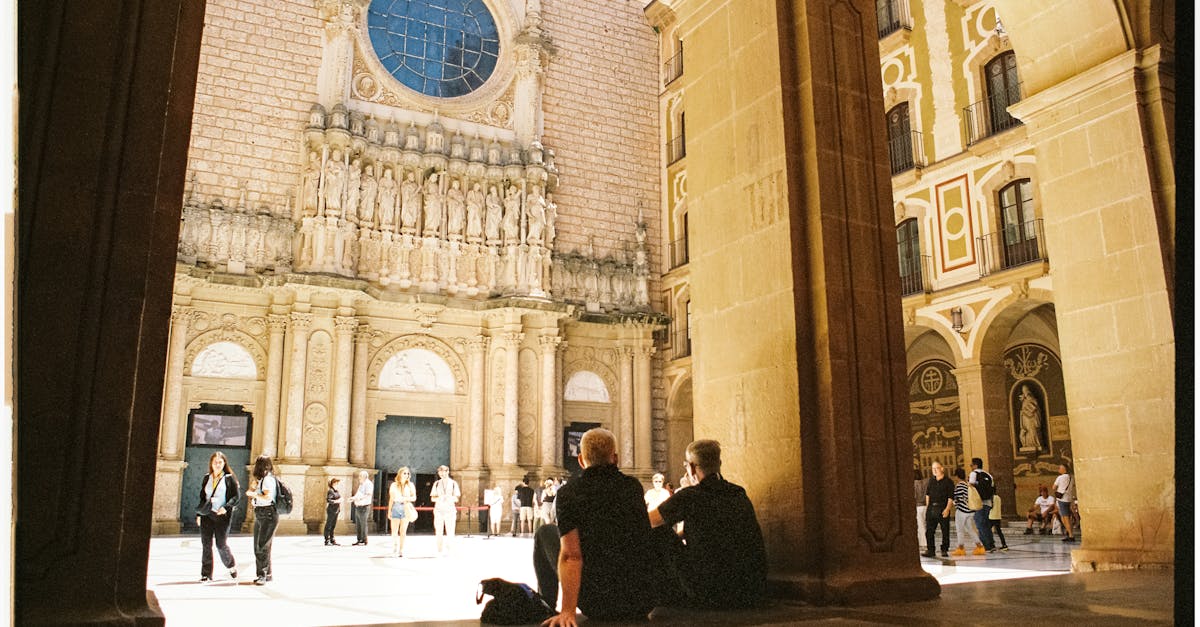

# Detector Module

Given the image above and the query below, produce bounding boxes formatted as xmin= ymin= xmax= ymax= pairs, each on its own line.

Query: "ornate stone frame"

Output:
xmin=183 ymin=329 xmax=267 ymax=379
xmin=367 ymin=333 xmax=468 ymax=393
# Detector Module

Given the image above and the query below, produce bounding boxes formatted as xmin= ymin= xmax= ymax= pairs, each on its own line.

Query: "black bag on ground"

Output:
xmin=476 ymin=578 xmax=554 ymax=625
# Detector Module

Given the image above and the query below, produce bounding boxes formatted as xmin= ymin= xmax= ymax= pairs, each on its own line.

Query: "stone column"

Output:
xmin=331 ymin=316 xmax=356 ymax=462
xmin=618 ymin=345 xmax=634 ymax=468
xmin=262 ymin=314 xmax=288 ymax=457
xmin=350 ymin=324 xmax=371 ymax=465
xmin=952 ymin=362 xmax=1015 ymax=515
xmin=283 ymin=312 xmax=312 ymax=460
xmin=467 ymin=335 xmax=490 ymax=468
xmin=501 ymin=332 xmax=524 ymax=465
xmin=1007 ymin=47 xmax=1175 ymax=570
xmin=158 ymin=305 xmax=192 ymax=460
xmin=539 ymin=334 xmax=562 ymax=468
xmin=634 ymin=342 xmax=655 ymax=471
xmin=512 ymin=2 xmax=554 ymax=146
xmin=674 ymin=0 xmax=936 ymax=603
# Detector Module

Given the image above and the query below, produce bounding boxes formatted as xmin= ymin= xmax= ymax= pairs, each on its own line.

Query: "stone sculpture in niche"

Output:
xmin=466 ymin=182 xmax=484 ymax=241
xmin=345 ymin=159 xmax=361 ymax=223
xmin=502 ymin=184 xmax=521 ymax=243
xmin=377 ymin=167 xmax=398 ymax=230
xmin=1017 ymin=383 xmax=1045 ymax=452
xmin=358 ymin=163 xmax=377 ymax=227
xmin=302 ymin=151 xmax=321 ymax=217
xmin=484 ymin=185 xmax=502 ymax=243
xmin=526 ymin=184 xmax=546 ymax=246
xmin=446 ymin=178 xmax=466 ymax=238
xmin=423 ymin=172 xmax=444 ymax=235
xmin=323 ymin=149 xmax=346 ymax=215
xmin=400 ymin=170 xmax=420 ymax=232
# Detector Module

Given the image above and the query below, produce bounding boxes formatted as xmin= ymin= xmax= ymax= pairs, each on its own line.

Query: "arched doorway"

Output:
xmin=374 ymin=415 xmax=451 ymax=533
xmin=178 ymin=403 xmax=253 ymax=533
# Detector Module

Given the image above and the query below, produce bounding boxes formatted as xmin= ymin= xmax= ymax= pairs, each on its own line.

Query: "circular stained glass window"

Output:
xmin=368 ymin=0 xmax=501 ymax=99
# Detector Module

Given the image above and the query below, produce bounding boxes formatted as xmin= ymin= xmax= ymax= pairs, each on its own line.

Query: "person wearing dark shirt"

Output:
xmin=923 ymin=461 xmax=955 ymax=557
xmin=534 ymin=428 xmax=657 ymax=627
xmin=516 ymin=480 xmax=535 ymax=535
xmin=649 ymin=439 xmax=766 ymax=609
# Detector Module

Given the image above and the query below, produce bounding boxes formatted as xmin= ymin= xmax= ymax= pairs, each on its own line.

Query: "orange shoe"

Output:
xmin=950 ymin=546 xmax=966 ymax=556
xmin=972 ymin=545 xmax=987 ymax=556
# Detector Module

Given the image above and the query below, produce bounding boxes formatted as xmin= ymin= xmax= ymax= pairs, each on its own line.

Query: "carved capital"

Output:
xmin=538 ymin=335 xmax=562 ymax=353
xmin=268 ymin=314 xmax=290 ymax=334
xmin=636 ymin=344 xmax=656 ymax=358
xmin=354 ymin=323 xmax=373 ymax=343
xmin=500 ymin=332 xmax=524 ymax=347
xmin=466 ymin=335 xmax=491 ymax=354
xmin=170 ymin=305 xmax=193 ymax=326
xmin=289 ymin=312 xmax=313 ymax=331
xmin=335 ymin=316 xmax=358 ymax=334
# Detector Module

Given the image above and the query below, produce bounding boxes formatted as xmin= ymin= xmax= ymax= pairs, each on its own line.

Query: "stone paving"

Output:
xmin=142 ymin=525 xmax=1178 ymax=626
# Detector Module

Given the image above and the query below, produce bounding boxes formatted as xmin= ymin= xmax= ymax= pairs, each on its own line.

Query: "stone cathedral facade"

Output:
xmin=152 ymin=0 xmax=666 ymax=534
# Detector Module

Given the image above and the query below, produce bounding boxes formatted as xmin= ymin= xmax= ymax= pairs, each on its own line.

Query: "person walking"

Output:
xmin=323 ymin=477 xmax=343 ymax=546
xmin=431 ymin=464 xmax=460 ymax=554
xmin=969 ymin=458 xmax=996 ymax=552
xmin=1053 ymin=464 xmax=1078 ymax=542
xmin=351 ymin=470 xmax=373 ymax=546
xmin=516 ymin=479 xmax=535 ymax=535
xmin=988 ymin=492 xmax=1009 ymax=551
xmin=913 ymin=468 xmax=929 ymax=554
xmin=387 ymin=467 xmax=416 ymax=557
xmin=245 ymin=454 xmax=279 ymax=585
xmin=923 ymin=461 xmax=954 ymax=558
xmin=950 ymin=467 xmax=985 ymax=557
xmin=196 ymin=451 xmax=240 ymax=582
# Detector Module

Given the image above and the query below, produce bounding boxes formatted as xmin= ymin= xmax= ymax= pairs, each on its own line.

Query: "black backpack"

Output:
xmin=274 ymin=476 xmax=294 ymax=514
xmin=477 ymin=578 xmax=554 ymax=625
xmin=975 ymin=471 xmax=994 ymax=501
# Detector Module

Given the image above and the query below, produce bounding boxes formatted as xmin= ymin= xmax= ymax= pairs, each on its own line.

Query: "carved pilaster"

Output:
xmin=159 ymin=305 xmax=193 ymax=460
xmin=538 ymin=334 xmax=562 ymax=468
xmin=617 ymin=345 xmax=635 ymax=468
xmin=261 ymin=314 xmax=289 ymax=456
xmin=314 ymin=0 xmax=369 ymax=109
xmin=501 ymin=332 xmax=524 ymax=466
xmin=350 ymin=324 xmax=372 ymax=465
xmin=331 ymin=316 xmax=357 ymax=462
xmin=634 ymin=343 xmax=655 ymax=470
xmin=283 ymin=312 xmax=313 ymax=460
xmin=467 ymin=335 xmax=490 ymax=469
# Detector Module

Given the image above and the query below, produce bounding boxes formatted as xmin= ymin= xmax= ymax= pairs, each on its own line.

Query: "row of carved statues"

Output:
xmin=301 ymin=150 xmax=557 ymax=249
xmin=176 ymin=192 xmax=651 ymax=312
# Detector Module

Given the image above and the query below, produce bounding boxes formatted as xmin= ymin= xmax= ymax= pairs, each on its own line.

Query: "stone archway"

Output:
xmin=664 ymin=376 xmax=694 ymax=480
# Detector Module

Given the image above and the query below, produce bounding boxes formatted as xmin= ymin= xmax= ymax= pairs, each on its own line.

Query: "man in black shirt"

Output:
xmin=923 ymin=461 xmax=955 ymax=557
xmin=649 ymin=439 xmax=767 ymax=609
xmin=534 ymin=428 xmax=657 ymax=626
xmin=516 ymin=480 xmax=535 ymax=535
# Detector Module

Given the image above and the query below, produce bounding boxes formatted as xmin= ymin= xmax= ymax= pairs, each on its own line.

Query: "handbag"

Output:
xmin=476 ymin=578 xmax=554 ymax=625
xmin=966 ymin=484 xmax=982 ymax=511
xmin=404 ymin=502 xmax=418 ymax=523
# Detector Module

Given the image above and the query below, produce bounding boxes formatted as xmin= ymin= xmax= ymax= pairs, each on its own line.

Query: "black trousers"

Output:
xmin=324 ymin=506 xmax=339 ymax=540
xmin=532 ymin=524 xmax=561 ymax=608
xmin=199 ymin=512 xmax=236 ymax=577
xmin=252 ymin=505 xmax=278 ymax=578
xmin=925 ymin=507 xmax=951 ymax=552
xmin=989 ymin=519 xmax=1008 ymax=548
xmin=353 ymin=505 xmax=369 ymax=543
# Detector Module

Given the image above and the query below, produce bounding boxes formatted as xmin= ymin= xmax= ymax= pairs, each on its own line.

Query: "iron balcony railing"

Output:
xmin=667 ymin=324 xmax=692 ymax=360
xmin=663 ymin=50 xmax=684 ymax=87
xmin=888 ymin=129 xmax=926 ymax=175
xmin=667 ymin=132 xmax=686 ymax=165
xmin=667 ymin=235 xmax=689 ymax=270
xmin=964 ymin=81 xmax=1023 ymax=145
xmin=877 ymin=0 xmax=914 ymax=38
xmin=899 ymin=254 xmax=932 ymax=296
xmin=976 ymin=218 xmax=1047 ymax=277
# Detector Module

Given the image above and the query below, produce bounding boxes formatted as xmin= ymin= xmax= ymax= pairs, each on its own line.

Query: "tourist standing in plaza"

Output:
xmin=196 ymin=451 xmax=239 ymax=582
xmin=540 ymin=479 xmax=558 ymax=526
xmin=988 ymin=491 xmax=1009 ymax=551
xmin=1053 ymin=464 xmax=1078 ymax=542
xmin=388 ymin=467 xmax=416 ymax=557
xmin=323 ymin=477 xmax=343 ymax=546
xmin=431 ymin=465 xmax=461 ymax=554
xmin=351 ymin=470 xmax=373 ymax=546
xmin=644 ymin=473 xmax=671 ymax=511
xmin=950 ymin=467 xmax=984 ymax=556
xmin=485 ymin=484 xmax=505 ymax=537
xmin=246 ymin=454 xmax=278 ymax=585
xmin=510 ymin=489 xmax=521 ymax=536
xmin=914 ymin=468 xmax=929 ymax=554
xmin=516 ymin=479 xmax=535 ymax=535
xmin=969 ymin=458 xmax=996 ymax=551
xmin=923 ymin=461 xmax=954 ymax=557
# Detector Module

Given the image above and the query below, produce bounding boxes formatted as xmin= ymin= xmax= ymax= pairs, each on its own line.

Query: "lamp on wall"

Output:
xmin=950 ymin=306 xmax=964 ymax=332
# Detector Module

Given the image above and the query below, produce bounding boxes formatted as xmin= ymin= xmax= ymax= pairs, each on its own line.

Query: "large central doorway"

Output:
xmin=374 ymin=415 xmax=450 ymax=533
xmin=179 ymin=403 xmax=253 ymax=533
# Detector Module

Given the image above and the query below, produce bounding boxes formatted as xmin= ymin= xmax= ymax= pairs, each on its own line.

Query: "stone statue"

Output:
xmin=340 ymin=221 xmax=358 ymax=270
xmin=323 ymin=149 xmax=346 ymax=215
xmin=526 ymin=184 xmax=546 ymax=246
xmin=377 ymin=167 xmax=398 ymax=230
xmin=358 ymin=163 xmax=377 ymax=227
xmin=297 ymin=216 xmax=316 ymax=266
xmin=365 ymin=117 xmax=380 ymax=144
xmin=502 ymin=184 xmax=521 ymax=243
xmin=465 ymin=182 xmax=484 ymax=240
xmin=487 ymin=139 xmax=503 ymax=165
xmin=302 ymin=151 xmax=321 ymax=216
xmin=404 ymin=122 xmax=420 ymax=150
xmin=446 ymin=178 xmax=465 ymax=237
xmin=345 ymin=159 xmax=361 ymax=223
xmin=1018 ymin=384 xmax=1044 ymax=451
xmin=545 ymin=192 xmax=557 ymax=248
xmin=423 ymin=172 xmax=444 ymax=235
xmin=400 ymin=170 xmax=421 ymax=231
xmin=484 ymin=185 xmax=502 ymax=243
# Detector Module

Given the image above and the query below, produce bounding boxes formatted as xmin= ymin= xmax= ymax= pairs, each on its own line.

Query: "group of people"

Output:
xmin=918 ymin=458 xmax=1078 ymax=558
xmin=194 ymin=452 xmax=280 ymax=585
xmin=493 ymin=477 xmax=564 ymax=537
xmin=532 ymin=429 xmax=767 ymax=626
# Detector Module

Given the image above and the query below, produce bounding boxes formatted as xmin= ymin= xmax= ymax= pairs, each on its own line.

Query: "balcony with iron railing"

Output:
xmin=667 ymin=132 xmax=686 ymax=166
xmin=877 ymin=0 xmax=913 ymax=38
xmin=964 ymin=82 xmax=1023 ymax=145
xmin=663 ymin=50 xmax=684 ymax=87
xmin=888 ymin=129 xmax=927 ymax=175
xmin=899 ymin=254 xmax=932 ymax=296
xmin=665 ymin=324 xmax=692 ymax=361
xmin=975 ymin=219 xmax=1047 ymax=277
xmin=667 ymin=235 xmax=689 ymax=270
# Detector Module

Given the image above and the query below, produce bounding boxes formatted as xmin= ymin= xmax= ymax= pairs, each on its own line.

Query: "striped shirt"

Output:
xmin=953 ymin=482 xmax=975 ymax=513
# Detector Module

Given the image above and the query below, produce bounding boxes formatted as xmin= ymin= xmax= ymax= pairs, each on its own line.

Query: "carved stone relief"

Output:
xmin=379 ymin=348 xmax=456 ymax=393
xmin=368 ymin=334 xmax=466 ymax=393
xmin=190 ymin=341 xmax=258 ymax=379
xmin=563 ymin=370 xmax=610 ymax=402
xmin=517 ymin=348 xmax=537 ymax=463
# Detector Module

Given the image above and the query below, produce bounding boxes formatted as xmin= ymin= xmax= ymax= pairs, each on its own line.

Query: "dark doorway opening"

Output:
xmin=373 ymin=415 xmax=451 ymax=533
xmin=180 ymin=404 xmax=253 ymax=533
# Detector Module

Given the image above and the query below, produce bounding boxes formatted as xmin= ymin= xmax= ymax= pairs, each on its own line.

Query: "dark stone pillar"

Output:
xmin=17 ymin=1 xmax=206 ymax=624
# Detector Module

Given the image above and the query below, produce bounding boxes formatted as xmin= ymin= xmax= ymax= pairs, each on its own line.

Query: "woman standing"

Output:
xmin=431 ymin=464 xmax=461 ymax=554
xmin=539 ymin=479 xmax=557 ymax=525
xmin=387 ymin=467 xmax=417 ymax=557
xmin=245 ymin=454 xmax=279 ymax=585
xmin=949 ymin=467 xmax=985 ymax=557
xmin=324 ymin=478 xmax=343 ymax=546
xmin=485 ymin=484 xmax=504 ymax=537
xmin=196 ymin=452 xmax=240 ymax=582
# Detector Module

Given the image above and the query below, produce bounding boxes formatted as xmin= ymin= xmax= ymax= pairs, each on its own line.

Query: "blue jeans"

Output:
xmin=974 ymin=504 xmax=994 ymax=550
xmin=252 ymin=506 xmax=278 ymax=578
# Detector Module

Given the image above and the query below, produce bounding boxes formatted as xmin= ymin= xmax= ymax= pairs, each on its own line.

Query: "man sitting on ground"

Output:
xmin=649 ymin=439 xmax=767 ymax=609
xmin=1025 ymin=485 xmax=1058 ymax=534
xmin=534 ymin=428 xmax=657 ymax=627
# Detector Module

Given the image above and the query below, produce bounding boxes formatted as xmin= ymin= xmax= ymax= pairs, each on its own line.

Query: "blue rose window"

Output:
xmin=368 ymin=0 xmax=501 ymax=98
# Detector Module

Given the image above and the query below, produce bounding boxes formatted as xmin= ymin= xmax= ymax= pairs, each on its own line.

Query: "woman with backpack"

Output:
xmin=245 ymin=454 xmax=279 ymax=585
xmin=196 ymin=451 xmax=239 ymax=582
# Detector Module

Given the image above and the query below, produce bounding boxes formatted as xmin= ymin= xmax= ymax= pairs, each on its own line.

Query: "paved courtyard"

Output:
xmin=144 ymin=527 xmax=1120 ymax=626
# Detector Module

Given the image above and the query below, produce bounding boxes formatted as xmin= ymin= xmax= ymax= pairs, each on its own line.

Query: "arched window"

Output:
xmin=896 ymin=218 xmax=923 ymax=295
xmin=886 ymin=103 xmax=913 ymax=174
xmin=985 ymin=51 xmax=1021 ymax=134
xmin=998 ymin=179 xmax=1040 ymax=268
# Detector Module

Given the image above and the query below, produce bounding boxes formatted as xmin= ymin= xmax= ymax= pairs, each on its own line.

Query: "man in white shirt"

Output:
xmin=351 ymin=470 xmax=373 ymax=546
xmin=1052 ymin=464 xmax=1077 ymax=542
xmin=1025 ymin=485 xmax=1058 ymax=534
xmin=431 ymin=465 xmax=460 ymax=554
